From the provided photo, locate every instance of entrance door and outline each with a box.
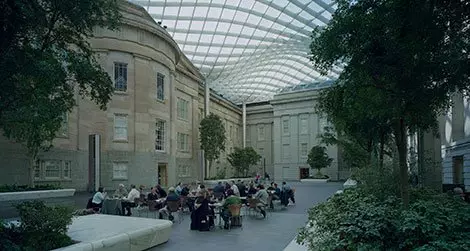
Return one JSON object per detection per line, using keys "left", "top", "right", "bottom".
{"left": 158, "top": 163, "right": 168, "bottom": 187}
{"left": 299, "top": 167, "right": 309, "bottom": 179}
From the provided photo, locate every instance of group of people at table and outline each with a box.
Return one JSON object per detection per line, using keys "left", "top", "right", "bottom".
{"left": 88, "top": 180, "right": 296, "bottom": 230}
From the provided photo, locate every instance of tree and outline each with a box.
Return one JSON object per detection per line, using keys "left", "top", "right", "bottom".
{"left": 307, "top": 145, "right": 333, "bottom": 179}
{"left": 200, "top": 113, "right": 226, "bottom": 178}
{"left": 309, "top": 0, "right": 470, "bottom": 206}
{"left": 227, "top": 147, "right": 262, "bottom": 177}
{"left": 0, "top": 0, "right": 121, "bottom": 186}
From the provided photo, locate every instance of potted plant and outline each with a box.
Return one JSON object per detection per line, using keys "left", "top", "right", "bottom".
{"left": 307, "top": 145, "right": 332, "bottom": 180}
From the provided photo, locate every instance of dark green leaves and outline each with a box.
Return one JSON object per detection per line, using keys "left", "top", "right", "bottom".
{"left": 227, "top": 147, "right": 261, "bottom": 177}
{"left": 199, "top": 113, "right": 226, "bottom": 163}
{"left": 307, "top": 145, "right": 333, "bottom": 174}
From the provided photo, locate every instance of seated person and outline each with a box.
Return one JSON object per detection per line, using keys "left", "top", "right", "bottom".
{"left": 180, "top": 184, "right": 195, "bottom": 212}
{"left": 159, "top": 187, "right": 180, "bottom": 220}
{"left": 238, "top": 181, "right": 247, "bottom": 197}
{"left": 267, "top": 182, "right": 275, "bottom": 191}
{"left": 247, "top": 183, "right": 257, "bottom": 196}
{"left": 147, "top": 187, "right": 160, "bottom": 201}
{"left": 254, "top": 184, "right": 268, "bottom": 218}
{"left": 191, "top": 185, "right": 214, "bottom": 231}
{"left": 121, "top": 184, "right": 140, "bottom": 216}
{"left": 156, "top": 184, "right": 167, "bottom": 198}
{"left": 213, "top": 182, "right": 225, "bottom": 199}
{"left": 176, "top": 182, "right": 183, "bottom": 195}
{"left": 113, "top": 184, "right": 128, "bottom": 198}
{"left": 220, "top": 189, "right": 242, "bottom": 229}
{"left": 91, "top": 187, "right": 107, "bottom": 210}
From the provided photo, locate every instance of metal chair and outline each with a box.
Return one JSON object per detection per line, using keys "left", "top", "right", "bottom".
{"left": 147, "top": 200, "right": 158, "bottom": 218}
{"left": 167, "top": 200, "right": 183, "bottom": 223}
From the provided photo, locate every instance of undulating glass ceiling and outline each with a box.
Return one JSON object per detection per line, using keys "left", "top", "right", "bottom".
{"left": 129, "top": 0, "right": 341, "bottom": 104}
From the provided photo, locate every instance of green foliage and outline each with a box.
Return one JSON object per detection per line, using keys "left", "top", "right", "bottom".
{"left": 0, "top": 184, "right": 62, "bottom": 193}
{"left": 227, "top": 147, "right": 262, "bottom": 177}
{"left": 0, "top": 201, "right": 74, "bottom": 250}
{"left": 297, "top": 188, "right": 470, "bottom": 251}
{"left": 310, "top": 0, "right": 470, "bottom": 204}
{"left": 215, "top": 166, "right": 227, "bottom": 179}
{"left": 307, "top": 145, "right": 332, "bottom": 177}
{"left": 0, "top": 0, "right": 121, "bottom": 185}
{"left": 200, "top": 113, "right": 226, "bottom": 176}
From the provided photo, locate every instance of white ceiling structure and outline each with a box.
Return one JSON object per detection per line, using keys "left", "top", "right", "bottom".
{"left": 129, "top": 0, "right": 341, "bottom": 104}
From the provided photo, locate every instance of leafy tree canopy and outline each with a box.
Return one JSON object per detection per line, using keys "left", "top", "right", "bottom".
{"left": 0, "top": 0, "right": 121, "bottom": 185}
{"left": 307, "top": 145, "right": 333, "bottom": 174}
{"left": 227, "top": 147, "right": 261, "bottom": 177}
{"left": 310, "top": 0, "right": 470, "bottom": 205}
{"left": 200, "top": 113, "right": 226, "bottom": 164}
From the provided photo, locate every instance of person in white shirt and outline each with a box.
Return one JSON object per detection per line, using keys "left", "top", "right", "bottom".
{"left": 231, "top": 180, "right": 240, "bottom": 196}
{"left": 254, "top": 184, "right": 268, "bottom": 218}
{"left": 122, "top": 184, "right": 140, "bottom": 216}
{"left": 176, "top": 182, "right": 183, "bottom": 195}
{"left": 92, "top": 187, "right": 107, "bottom": 209}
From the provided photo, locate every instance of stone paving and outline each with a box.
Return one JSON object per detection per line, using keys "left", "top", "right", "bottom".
{"left": 146, "top": 182, "right": 342, "bottom": 251}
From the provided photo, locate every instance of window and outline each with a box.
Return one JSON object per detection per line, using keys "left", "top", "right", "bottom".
{"left": 113, "top": 162, "right": 128, "bottom": 180}
{"left": 259, "top": 147, "right": 264, "bottom": 156}
{"left": 282, "top": 144, "right": 290, "bottom": 159}
{"left": 300, "top": 143, "right": 308, "bottom": 157}
{"left": 258, "top": 125, "right": 265, "bottom": 141}
{"left": 156, "top": 73, "right": 165, "bottom": 101}
{"left": 283, "top": 119, "right": 290, "bottom": 135}
{"left": 453, "top": 156, "right": 464, "bottom": 184}
{"left": 300, "top": 118, "right": 308, "bottom": 134}
{"left": 114, "top": 62, "right": 128, "bottom": 92}
{"left": 155, "top": 119, "right": 166, "bottom": 151}
{"left": 34, "top": 160, "right": 71, "bottom": 180}
{"left": 177, "top": 132, "right": 189, "bottom": 152}
{"left": 114, "top": 114, "right": 128, "bottom": 141}
{"left": 177, "top": 98, "right": 189, "bottom": 120}
{"left": 57, "top": 113, "right": 68, "bottom": 137}
{"left": 178, "top": 165, "right": 191, "bottom": 177}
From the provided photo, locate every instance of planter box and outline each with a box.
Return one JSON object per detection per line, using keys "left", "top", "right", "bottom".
{"left": 300, "top": 179, "right": 330, "bottom": 183}
{"left": 204, "top": 178, "right": 253, "bottom": 186}
{"left": 0, "top": 189, "right": 76, "bottom": 219}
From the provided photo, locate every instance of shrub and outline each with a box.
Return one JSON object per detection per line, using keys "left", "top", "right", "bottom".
{"left": 0, "top": 184, "right": 62, "bottom": 193}
{"left": 0, "top": 201, "right": 74, "bottom": 251}
{"left": 297, "top": 188, "right": 470, "bottom": 251}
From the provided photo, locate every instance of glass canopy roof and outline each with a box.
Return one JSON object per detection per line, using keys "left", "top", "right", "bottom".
{"left": 129, "top": 0, "right": 341, "bottom": 104}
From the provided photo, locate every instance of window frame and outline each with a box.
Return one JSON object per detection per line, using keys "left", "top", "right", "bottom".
{"left": 282, "top": 119, "right": 290, "bottom": 135}
{"left": 113, "top": 62, "right": 128, "bottom": 92}
{"left": 34, "top": 160, "right": 72, "bottom": 181}
{"left": 112, "top": 162, "right": 128, "bottom": 180}
{"left": 177, "top": 132, "right": 190, "bottom": 152}
{"left": 178, "top": 165, "right": 191, "bottom": 177}
{"left": 177, "top": 97, "right": 189, "bottom": 121}
{"left": 258, "top": 125, "right": 265, "bottom": 141}
{"left": 155, "top": 119, "right": 166, "bottom": 152}
{"left": 156, "top": 73, "right": 165, "bottom": 101}
{"left": 113, "top": 114, "right": 128, "bottom": 141}
{"left": 300, "top": 118, "right": 308, "bottom": 135}
{"left": 300, "top": 143, "right": 308, "bottom": 157}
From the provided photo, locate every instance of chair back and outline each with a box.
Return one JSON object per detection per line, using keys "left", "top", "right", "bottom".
{"left": 228, "top": 204, "right": 241, "bottom": 216}
{"left": 167, "top": 200, "right": 180, "bottom": 212}
{"left": 247, "top": 198, "right": 258, "bottom": 209}
{"left": 148, "top": 200, "right": 158, "bottom": 212}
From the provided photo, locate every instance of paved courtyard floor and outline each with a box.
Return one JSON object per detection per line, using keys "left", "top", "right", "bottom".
{"left": 146, "top": 182, "right": 342, "bottom": 251}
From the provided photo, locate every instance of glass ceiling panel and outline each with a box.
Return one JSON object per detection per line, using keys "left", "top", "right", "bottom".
{"left": 129, "top": 0, "right": 341, "bottom": 104}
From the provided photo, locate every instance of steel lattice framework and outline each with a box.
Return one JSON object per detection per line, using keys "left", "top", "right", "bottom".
{"left": 129, "top": 0, "right": 341, "bottom": 104}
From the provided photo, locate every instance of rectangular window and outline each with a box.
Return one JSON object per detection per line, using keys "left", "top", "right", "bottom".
{"left": 113, "top": 162, "right": 128, "bottom": 180}
{"left": 283, "top": 119, "right": 290, "bottom": 135}
{"left": 453, "top": 156, "right": 464, "bottom": 184}
{"left": 177, "top": 98, "right": 189, "bottom": 120}
{"left": 155, "top": 119, "right": 166, "bottom": 151}
{"left": 35, "top": 160, "right": 72, "bottom": 180}
{"left": 178, "top": 165, "right": 191, "bottom": 177}
{"left": 156, "top": 73, "right": 165, "bottom": 101}
{"left": 282, "top": 144, "right": 290, "bottom": 159}
{"left": 114, "top": 62, "right": 128, "bottom": 92}
{"left": 259, "top": 147, "right": 264, "bottom": 156}
{"left": 300, "top": 118, "right": 308, "bottom": 134}
{"left": 44, "top": 160, "right": 61, "bottom": 179}
{"left": 177, "top": 132, "right": 189, "bottom": 152}
{"left": 300, "top": 143, "right": 308, "bottom": 157}
{"left": 258, "top": 125, "right": 265, "bottom": 141}
{"left": 114, "top": 114, "right": 128, "bottom": 141}
{"left": 57, "top": 113, "right": 68, "bottom": 138}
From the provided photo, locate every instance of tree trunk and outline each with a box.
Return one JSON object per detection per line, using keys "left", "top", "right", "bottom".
{"left": 379, "top": 132, "right": 385, "bottom": 170}
{"left": 394, "top": 118, "right": 409, "bottom": 207}
{"left": 29, "top": 154, "right": 37, "bottom": 188}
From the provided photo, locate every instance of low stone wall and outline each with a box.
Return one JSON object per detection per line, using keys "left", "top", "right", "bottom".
{"left": 203, "top": 178, "right": 254, "bottom": 186}
{"left": 300, "top": 179, "right": 330, "bottom": 183}
{"left": 0, "top": 189, "right": 76, "bottom": 219}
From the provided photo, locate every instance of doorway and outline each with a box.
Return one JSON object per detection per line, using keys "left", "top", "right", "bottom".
{"left": 299, "top": 167, "right": 309, "bottom": 179}
{"left": 158, "top": 163, "right": 168, "bottom": 187}
{"left": 452, "top": 156, "right": 464, "bottom": 185}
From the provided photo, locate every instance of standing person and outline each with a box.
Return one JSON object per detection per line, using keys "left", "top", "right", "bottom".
{"left": 231, "top": 180, "right": 240, "bottom": 196}
{"left": 282, "top": 181, "right": 295, "bottom": 205}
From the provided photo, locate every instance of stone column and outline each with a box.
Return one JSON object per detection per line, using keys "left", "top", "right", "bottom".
{"left": 168, "top": 71, "right": 177, "bottom": 186}
{"left": 242, "top": 102, "right": 246, "bottom": 148}
{"left": 204, "top": 82, "right": 210, "bottom": 116}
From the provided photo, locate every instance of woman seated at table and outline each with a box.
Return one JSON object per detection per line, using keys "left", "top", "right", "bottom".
{"left": 220, "top": 189, "right": 242, "bottom": 229}
{"left": 113, "top": 184, "right": 128, "bottom": 198}
{"left": 156, "top": 184, "right": 167, "bottom": 198}
{"left": 190, "top": 184, "right": 214, "bottom": 231}
{"left": 147, "top": 187, "right": 160, "bottom": 200}
{"left": 91, "top": 187, "right": 107, "bottom": 210}
{"left": 158, "top": 187, "right": 179, "bottom": 220}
